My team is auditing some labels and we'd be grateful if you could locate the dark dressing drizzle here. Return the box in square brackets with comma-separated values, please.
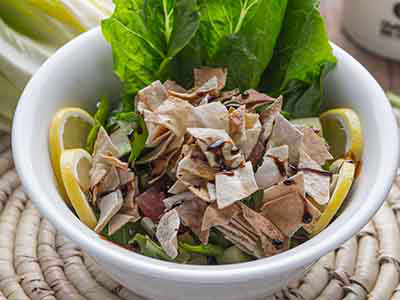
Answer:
[300, 194, 313, 224]
[207, 140, 226, 150]
[272, 239, 284, 250]
[267, 154, 286, 177]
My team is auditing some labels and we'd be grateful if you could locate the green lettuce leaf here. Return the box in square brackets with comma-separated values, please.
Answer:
[106, 222, 137, 246]
[86, 96, 110, 153]
[260, 0, 336, 117]
[102, 0, 200, 96]
[129, 114, 148, 162]
[179, 242, 224, 257]
[174, 0, 288, 90]
[130, 234, 173, 261]
[282, 62, 336, 117]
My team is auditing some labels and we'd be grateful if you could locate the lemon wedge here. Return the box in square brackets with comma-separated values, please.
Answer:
[320, 108, 363, 162]
[60, 149, 97, 229]
[311, 161, 355, 236]
[49, 108, 94, 203]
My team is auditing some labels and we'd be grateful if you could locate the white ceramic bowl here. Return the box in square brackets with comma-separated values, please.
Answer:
[12, 27, 399, 300]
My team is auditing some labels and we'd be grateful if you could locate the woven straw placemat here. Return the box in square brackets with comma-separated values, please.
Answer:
[2, 130, 400, 300]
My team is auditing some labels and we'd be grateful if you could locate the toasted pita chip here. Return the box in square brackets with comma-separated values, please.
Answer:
[176, 168, 213, 203]
[95, 190, 124, 233]
[118, 169, 135, 186]
[168, 76, 222, 102]
[90, 127, 119, 187]
[300, 127, 333, 165]
[99, 154, 129, 171]
[240, 203, 286, 249]
[298, 150, 330, 205]
[164, 80, 186, 93]
[156, 209, 180, 259]
[110, 128, 131, 157]
[168, 180, 188, 194]
[92, 127, 120, 159]
[143, 134, 184, 168]
[248, 140, 266, 168]
[216, 89, 241, 102]
[167, 90, 199, 102]
[201, 95, 212, 106]
[193, 102, 229, 131]
[137, 80, 168, 114]
[223, 97, 242, 110]
[210, 203, 287, 258]
[97, 166, 120, 196]
[201, 203, 240, 232]
[108, 213, 140, 236]
[215, 162, 258, 209]
[141, 97, 194, 165]
[194, 68, 227, 91]
[270, 114, 304, 164]
[163, 192, 196, 210]
[146, 123, 170, 147]
[175, 144, 217, 202]
[196, 76, 220, 97]
[207, 182, 217, 203]
[188, 183, 213, 203]
[90, 164, 108, 189]
[241, 89, 276, 111]
[147, 97, 194, 138]
[187, 128, 245, 169]
[121, 186, 137, 211]
[177, 151, 217, 182]
[259, 96, 283, 144]
[176, 197, 209, 244]
[221, 228, 263, 257]
[228, 107, 261, 158]
[255, 145, 289, 190]
[262, 172, 305, 202]
[149, 149, 179, 184]
[260, 192, 305, 237]
[139, 133, 175, 164]
[242, 113, 262, 159]
[260, 173, 321, 237]
[229, 106, 246, 149]
[302, 199, 322, 233]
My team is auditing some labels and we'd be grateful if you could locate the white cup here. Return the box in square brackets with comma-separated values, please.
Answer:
[343, 0, 400, 60]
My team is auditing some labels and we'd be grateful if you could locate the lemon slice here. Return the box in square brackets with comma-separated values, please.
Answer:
[320, 108, 363, 162]
[311, 161, 355, 236]
[49, 108, 94, 203]
[60, 149, 97, 229]
[291, 118, 323, 136]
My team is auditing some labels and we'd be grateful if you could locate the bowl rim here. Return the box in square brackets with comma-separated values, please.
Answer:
[12, 27, 399, 284]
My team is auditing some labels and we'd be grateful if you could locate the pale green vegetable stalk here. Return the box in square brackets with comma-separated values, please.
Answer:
[0, 0, 114, 121]
[0, 18, 54, 121]
[388, 92, 400, 109]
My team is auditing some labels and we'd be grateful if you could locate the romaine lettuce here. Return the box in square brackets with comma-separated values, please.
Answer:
[260, 0, 337, 117]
